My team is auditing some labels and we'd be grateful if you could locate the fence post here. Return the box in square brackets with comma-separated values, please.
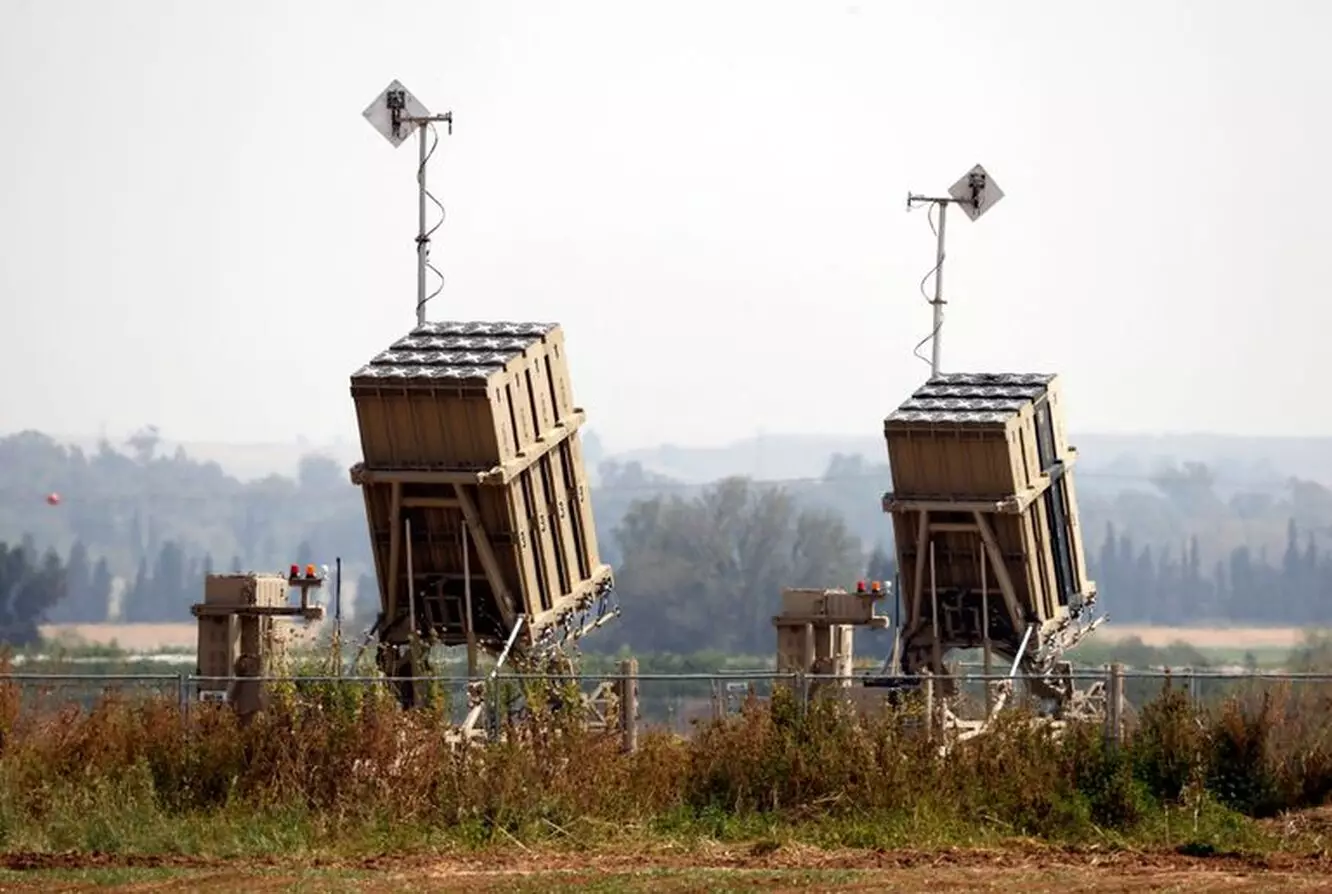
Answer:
[923, 670, 935, 744]
[1103, 663, 1124, 752]
[486, 677, 500, 742]
[177, 673, 188, 729]
[618, 658, 638, 754]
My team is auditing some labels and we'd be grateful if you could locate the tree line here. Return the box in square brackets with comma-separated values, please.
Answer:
[1095, 518, 1332, 625]
[5, 428, 1332, 650]
[0, 536, 66, 646]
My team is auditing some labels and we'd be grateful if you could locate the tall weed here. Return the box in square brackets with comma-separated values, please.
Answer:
[0, 664, 1329, 854]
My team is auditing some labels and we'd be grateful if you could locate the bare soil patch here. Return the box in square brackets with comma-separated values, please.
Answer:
[39, 623, 197, 652]
[5, 845, 1332, 893]
[1097, 625, 1310, 649]
[34, 622, 1322, 655]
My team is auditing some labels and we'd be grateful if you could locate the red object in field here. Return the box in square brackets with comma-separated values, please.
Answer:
[45, 493, 60, 506]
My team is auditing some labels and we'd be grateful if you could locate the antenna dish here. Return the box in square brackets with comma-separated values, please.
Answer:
[362, 80, 433, 148]
[947, 164, 1005, 223]
[906, 163, 1006, 378]
[361, 79, 455, 327]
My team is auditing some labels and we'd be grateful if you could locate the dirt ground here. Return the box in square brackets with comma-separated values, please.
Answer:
[37, 623, 1317, 655]
[39, 623, 198, 652]
[3, 846, 1332, 893]
[1096, 625, 1308, 649]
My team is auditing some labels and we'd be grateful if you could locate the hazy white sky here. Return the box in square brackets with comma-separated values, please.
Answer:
[0, 1, 1326, 454]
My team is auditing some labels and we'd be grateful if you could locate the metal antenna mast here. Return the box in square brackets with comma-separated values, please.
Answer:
[906, 164, 1005, 378]
[362, 80, 455, 327]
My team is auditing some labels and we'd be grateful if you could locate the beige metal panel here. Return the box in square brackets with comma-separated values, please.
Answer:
[809, 625, 855, 684]
[778, 588, 821, 616]
[540, 446, 583, 601]
[350, 321, 611, 651]
[1021, 501, 1056, 622]
[517, 461, 561, 616]
[491, 384, 519, 465]
[541, 328, 575, 424]
[475, 483, 529, 605]
[777, 588, 883, 625]
[774, 623, 812, 673]
[204, 573, 290, 608]
[521, 350, 558, 439]
[1003, 418, 1030, 494]
[1012, 422, 1036, 494]
[833, 626, 855, 677]
[357, 465, 603, 638]
[1009, 403, 1038, 491]
[196, 616, 238, 682]
[1044, 376, 1075, 463]
[477, 482, 541, 619]
[884, 424, 1009, 500]
[883, 373, 1097, 674]
[349, 323, 577, 470]
[255, 576, 288, 608]
[561, 432, 603, 571]
[352, 387, 499, 470]
[1004, 512, 1040, 619]
[1058, 466, 1093, 598]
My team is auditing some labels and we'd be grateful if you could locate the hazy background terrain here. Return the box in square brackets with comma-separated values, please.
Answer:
[3, 1, 1330, 449]
[4, 423, 1332, 660]
[2, 1, 1331, 658]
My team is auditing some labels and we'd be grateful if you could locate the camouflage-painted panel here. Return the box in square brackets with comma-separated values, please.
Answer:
[351, 321, 558, 384]
[886, 372, 1055, 425]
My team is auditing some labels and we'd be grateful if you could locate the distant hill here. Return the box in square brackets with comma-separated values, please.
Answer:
[608, 432, 1332, 493]
[12, 424, 1332, 633]
[29, 429, 1332, 490]
[42, 433, 364, 482]
[1071, 433, 1332, 490]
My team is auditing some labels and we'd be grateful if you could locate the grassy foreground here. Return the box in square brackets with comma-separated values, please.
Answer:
[2, 668, 1332, 863]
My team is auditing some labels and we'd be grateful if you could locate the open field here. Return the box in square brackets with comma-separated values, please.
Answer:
[3, 846, 1332, 892]
[3, 667, 1332, 891]
[39, 623, 197, 652]
[37, 622, 1320, 656]
[1096, 625, 1311, 650]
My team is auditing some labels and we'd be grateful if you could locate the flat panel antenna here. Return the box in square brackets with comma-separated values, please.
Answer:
[362, 79, 455, 327]
[906, 164, 1005, 377]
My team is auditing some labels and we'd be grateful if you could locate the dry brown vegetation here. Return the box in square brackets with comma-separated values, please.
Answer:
[37, 624, 197, 652]
[3, 846, 1332, 892]
[4, 662, 1332, 880]
[36, 621, 1312, 656]
[1097, 626, 1309, 649]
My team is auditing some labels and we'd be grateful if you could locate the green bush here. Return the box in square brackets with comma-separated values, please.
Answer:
[2, 658, 1332, 856]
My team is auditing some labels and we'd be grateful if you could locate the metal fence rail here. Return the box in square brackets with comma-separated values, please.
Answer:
[4, 667, 1332, 729]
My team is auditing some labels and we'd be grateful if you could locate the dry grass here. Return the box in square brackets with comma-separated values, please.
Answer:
[1, 664, 1332, 864]
[2, 847, 1332, 892]
[37, 622, 1318, 656]
[1097, 626, 1310, 649]
[38, 624, 197, 652]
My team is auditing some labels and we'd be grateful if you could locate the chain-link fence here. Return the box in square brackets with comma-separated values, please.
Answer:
[2, 663, 1330, 743]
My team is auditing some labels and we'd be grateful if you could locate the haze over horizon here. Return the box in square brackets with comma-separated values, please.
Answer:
[2, 1, 1326, 450]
